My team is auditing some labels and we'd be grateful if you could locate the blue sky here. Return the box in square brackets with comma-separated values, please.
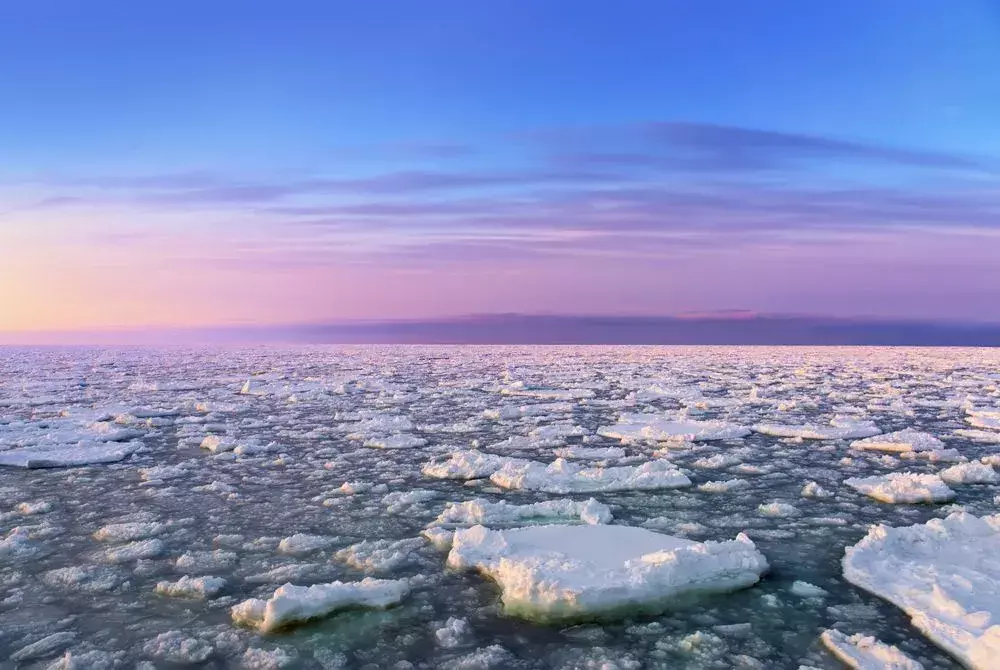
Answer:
[2, 1, 999, 333]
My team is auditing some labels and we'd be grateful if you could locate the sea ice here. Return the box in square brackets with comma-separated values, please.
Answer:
[489, 458, 691, 493]
[553, 445, 626, 460]
[430, 498, 612, 528]
[277, 534, 337, 556]
[0, 441, 140, 468]
[844, 473, 956, 503]
[801, 481, 834, 498]
[333, 537, 425, 573]
[752, 418, 880, 440]
[446, 524, 768, 621]
[364, 434, 428, 449]
[842, 512, 1000, 668]
[231, 578, 410, 633]
[155, 576, 227, 599]
[851, 429, 944, 453]
[939, 462, 999, 485]
[820, 629, 924, 670]
[598, 416, 750, 442]
[422, 450, 513, 479]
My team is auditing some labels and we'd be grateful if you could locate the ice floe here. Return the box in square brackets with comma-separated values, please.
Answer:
[231, 578, 410, 633]
[489, 458, 691, 493]
[446, 524, 768, 621]
[155, 575, 227, 599]
[820, 629, 924, 670]
[753, 418, 880, 440]
[844, 473, 956, 503]
[939, 462, 999, 485]
[843, 512, 1000, 668]
[598, 415, 750, 442]
[850, 429, 944, 453]
[430, 497, 612, 528]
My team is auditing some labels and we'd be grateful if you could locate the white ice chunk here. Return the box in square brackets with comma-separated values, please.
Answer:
[430, 498, 612, 528]
[422, 451, 514, 480]
[753, 418, 880, 440]
[851, 429, 944, 453]
[364, 434, 428, 449]
[698, 479, 749, 493]
[446, 524, 767, 621]
[820, 629, 924, 670]
[939, 462, 999, 485]
[490, 458, 691, 493]
[553, 446, 626, 460]
[598, 416, 750, 442]
[231, 578, 410, 633]
[801, 481, 834, 499]
[155, 575, 227, 599]
[844, 473, 956, 504]
[0, 441, 140, 468]
[277, 534, 337, 556]
[842, 512, 1000, 669]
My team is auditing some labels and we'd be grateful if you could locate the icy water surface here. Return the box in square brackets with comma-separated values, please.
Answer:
[1, 345, 999, 669]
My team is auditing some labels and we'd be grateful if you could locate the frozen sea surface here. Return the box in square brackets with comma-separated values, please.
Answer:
[1, 345, 999, 669]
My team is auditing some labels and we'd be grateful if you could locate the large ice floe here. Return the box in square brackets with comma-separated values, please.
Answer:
[843, 513, 1000, 669]
[597, 414, 751, 442]
[446, 524, 768, 621]
[844, 473, 956, 503]
[0, 414, 145, 467]
[489, 458, 691, 493]
[752, 417, 880, 440]
[231, 578, 410, 633]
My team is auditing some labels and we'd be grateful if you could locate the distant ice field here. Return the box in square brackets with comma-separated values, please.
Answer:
[1, 345, 999, 669]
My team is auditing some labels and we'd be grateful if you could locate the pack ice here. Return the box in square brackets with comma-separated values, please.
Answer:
[446, 524, 768, 621]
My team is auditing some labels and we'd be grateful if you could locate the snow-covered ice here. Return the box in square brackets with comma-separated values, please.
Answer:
[447, 524, 768, 621]
[430, 497, 612, 527]
[851, 429, 945, 453]
[843, 512, 1000, 668]
[820, 629, 925, 670]
[231, 578, 410, 632]
[844, 473, 956, 503]
[489, 458, 691, 493]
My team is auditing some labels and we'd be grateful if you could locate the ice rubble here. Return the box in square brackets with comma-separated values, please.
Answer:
[843, 513, 1000, 669]
[844, 473, 956, 503]
[446, 524, 768, 621]
[820, 629, 924, 670]
[364, 434, 428, 449]
[598, 415, 751, 442]
[752, 418, 880, 440]
[850, 429, 944, 453]
[231, 578, 410, 633]
[489, 458, 691, 493]
[429, 498, 612, 528]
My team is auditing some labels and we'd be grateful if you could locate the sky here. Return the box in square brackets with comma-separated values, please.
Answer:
[2, 1, 1000, 337]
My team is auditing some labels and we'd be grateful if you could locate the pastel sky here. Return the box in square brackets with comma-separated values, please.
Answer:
[2, 0, 1000, 334]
